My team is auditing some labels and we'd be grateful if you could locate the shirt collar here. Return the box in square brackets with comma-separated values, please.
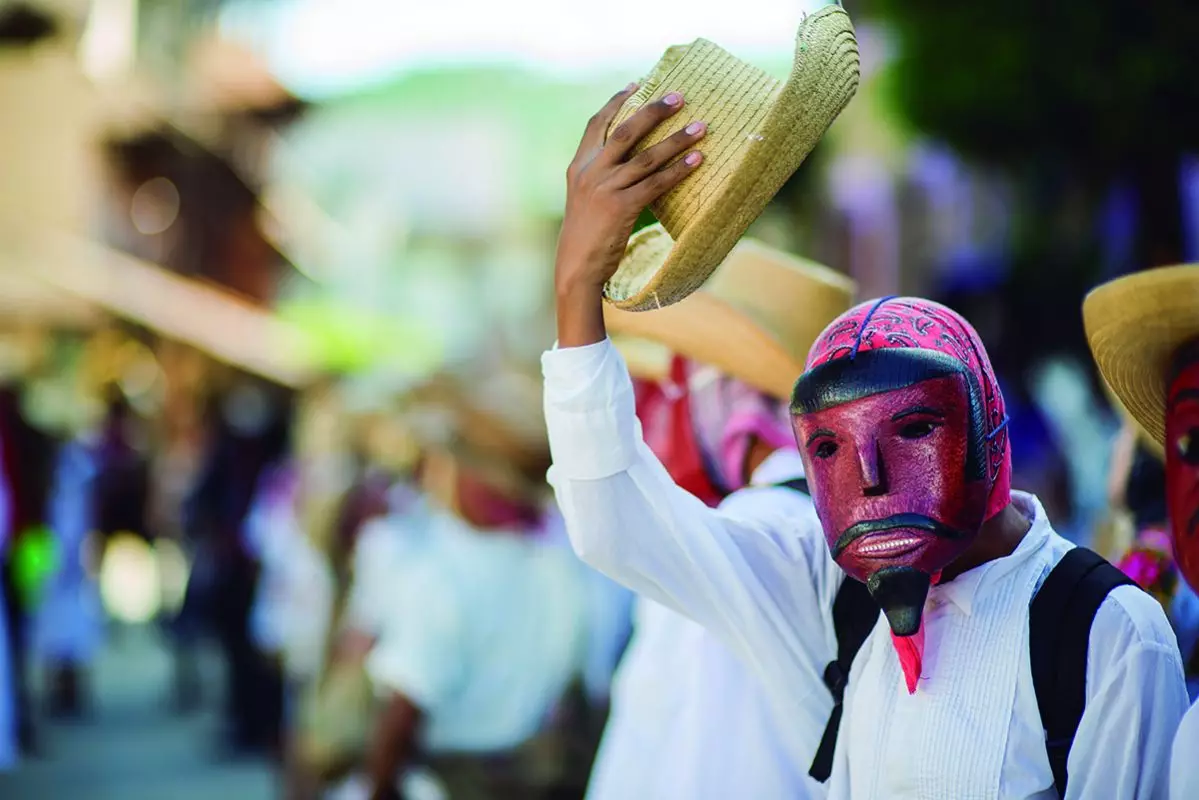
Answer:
[930, 491, 1052, 617]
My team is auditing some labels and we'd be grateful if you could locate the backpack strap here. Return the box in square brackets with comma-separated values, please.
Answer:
[807, 577, 878, 781]
[773, 476, 881, 782]
[776, 479, 882, 777]
[1028, 547, 1135, 798]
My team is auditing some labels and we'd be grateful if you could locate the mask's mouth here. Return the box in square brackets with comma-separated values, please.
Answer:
[832, 513, 969, 560]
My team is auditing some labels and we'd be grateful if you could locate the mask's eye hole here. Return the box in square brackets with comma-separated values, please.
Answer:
[814, 440, 838, 459]
[1175, 427, 1199, 465]
[899, 421, 938, 440]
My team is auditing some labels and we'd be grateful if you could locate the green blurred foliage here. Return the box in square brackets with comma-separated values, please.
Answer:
[863, 0, 1199, 175]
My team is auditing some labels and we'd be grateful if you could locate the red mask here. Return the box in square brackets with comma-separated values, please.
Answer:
[793, 298, 1011, 654]
[1165, 349, 1199, 590]
[794, 375, 990, 583]
[634, 357, 725, 508]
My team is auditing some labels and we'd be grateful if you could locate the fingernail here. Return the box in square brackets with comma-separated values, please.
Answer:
[663, 93, 682, 106]
[684, 152, 703, 166]
[624, 82, 638, 92]
[685, 122, 705, 136]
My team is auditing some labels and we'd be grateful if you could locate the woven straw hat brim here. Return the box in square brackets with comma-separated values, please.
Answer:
[1084, 264, 1199, 451]
[603, 6, 859, 311]
[611, 335, 673, 380]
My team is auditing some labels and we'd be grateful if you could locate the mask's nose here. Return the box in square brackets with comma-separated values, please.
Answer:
[858, 439, 887, 497]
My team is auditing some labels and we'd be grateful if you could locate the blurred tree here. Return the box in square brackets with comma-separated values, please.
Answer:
[862, 0, 1199, 272]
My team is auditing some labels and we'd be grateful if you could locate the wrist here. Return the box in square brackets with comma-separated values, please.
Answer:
[554, 277, 608, 349]
[554, 267, 607, 303]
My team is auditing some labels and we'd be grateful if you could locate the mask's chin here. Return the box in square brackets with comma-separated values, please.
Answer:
[866, 566, 931, 637]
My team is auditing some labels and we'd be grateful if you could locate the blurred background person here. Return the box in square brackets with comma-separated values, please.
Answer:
[361, 371, 589, 800]
[31, 380, 103, 720]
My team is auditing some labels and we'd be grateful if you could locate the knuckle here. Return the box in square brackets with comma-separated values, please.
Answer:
[609, 123, 633, 144]
[630, 149, 656, 172]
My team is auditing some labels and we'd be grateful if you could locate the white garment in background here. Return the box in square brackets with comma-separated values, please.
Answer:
[543, 338, 1188, 799]
[586, 454, 825, 800]
[367, 510, 588, 754]
[1172, 701, 1199, 800]
[246, 482, 334, 681]
[345, 506, 431, 635]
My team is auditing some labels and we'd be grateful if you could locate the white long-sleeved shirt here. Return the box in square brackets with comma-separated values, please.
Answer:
[586, 450, 828, 800]
[1172, 701, 1199, 800]
[543, 338, 1189, 799]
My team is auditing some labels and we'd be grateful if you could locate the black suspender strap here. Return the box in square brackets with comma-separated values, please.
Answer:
[1028, 547, 1135, 798]
[808, 577, 878, 781]
[773, 476, 881, 783]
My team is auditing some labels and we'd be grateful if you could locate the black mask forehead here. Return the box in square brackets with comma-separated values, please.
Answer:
[791, 348, 967, 413]
[790, 348, 988, 481]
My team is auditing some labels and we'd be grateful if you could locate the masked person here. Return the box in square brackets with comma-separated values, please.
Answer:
[1084, 265, 1199, 800]
[546, 86, 1188, 798]
[584, 244, 857, 800]
[364, 373, 589, 800]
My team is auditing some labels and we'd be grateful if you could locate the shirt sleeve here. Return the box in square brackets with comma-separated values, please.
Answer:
[1066, 585, 1190, 800]
[366, 562, 465, 713]
[542, 338, 843, 685]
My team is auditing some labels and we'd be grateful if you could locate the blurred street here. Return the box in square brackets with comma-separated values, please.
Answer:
[0, 626, 273, 800]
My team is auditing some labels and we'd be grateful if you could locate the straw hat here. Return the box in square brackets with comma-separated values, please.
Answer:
[1084, 264, 1199, 450]
[405, 370, 550, 503]
[611, 335, 672, 381]
[604, 228, 855, 400]
[602, 5, 859, 311]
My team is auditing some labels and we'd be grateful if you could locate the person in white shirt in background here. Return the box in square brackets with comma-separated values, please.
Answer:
[1083, 266, 1199, 800]
[546, 88, 1186, 798]
[364, 372, 589, 800]
[339, 410, 432, 658]
[581, 238, 856, 800]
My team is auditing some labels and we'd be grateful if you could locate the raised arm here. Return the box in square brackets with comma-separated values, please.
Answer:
[544, 338, 839, 661]
[545, 86, 841, 671]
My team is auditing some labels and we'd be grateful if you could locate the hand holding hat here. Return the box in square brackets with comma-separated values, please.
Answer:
[555, 6, 859, 347]
[556, 86, 707, 347]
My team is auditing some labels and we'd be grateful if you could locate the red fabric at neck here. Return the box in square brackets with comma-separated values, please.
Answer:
[635, 357, 724, 508]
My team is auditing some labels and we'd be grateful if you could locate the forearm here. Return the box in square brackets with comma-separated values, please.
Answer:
[366, 692, 422, 800]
